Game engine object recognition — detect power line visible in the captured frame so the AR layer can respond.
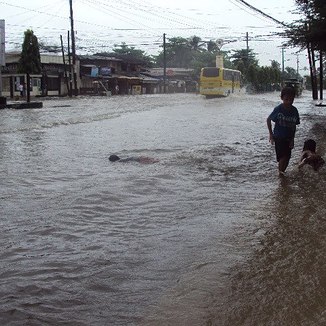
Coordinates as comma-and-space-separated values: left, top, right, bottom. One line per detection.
231, 0, 288, 27
2, 0, 299, 64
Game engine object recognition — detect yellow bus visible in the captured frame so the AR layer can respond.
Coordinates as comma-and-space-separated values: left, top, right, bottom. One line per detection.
199, 67, 241, 98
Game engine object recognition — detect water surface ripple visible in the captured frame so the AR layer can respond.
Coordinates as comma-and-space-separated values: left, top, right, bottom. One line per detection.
0, 92, 325, 325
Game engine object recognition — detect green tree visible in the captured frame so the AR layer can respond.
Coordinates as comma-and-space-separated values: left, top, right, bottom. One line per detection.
207, 40, 219, 53
246, 65, 258, 92
154, 37, 193, 68
189, 51, 235, 77
231, 49, 258, 68
113, 42, 153, 67
152, 35, 287, 93
231, 48, 259, 83
18, 29, 42, 74
18, 29, 42, 102
189, 51, 217, 77
270, 60, 281, 70
96, 42, 153, 67
154, 36, 234, 70
112, 42, 148, 59
245, 64, 282, 93
285, 0, 326, 51
283, 66, 301, 80
188, 36, 205, 52
283, 0, 326, 98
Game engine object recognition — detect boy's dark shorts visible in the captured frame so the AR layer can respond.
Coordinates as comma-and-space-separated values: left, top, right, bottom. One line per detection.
274, 138, 292, 162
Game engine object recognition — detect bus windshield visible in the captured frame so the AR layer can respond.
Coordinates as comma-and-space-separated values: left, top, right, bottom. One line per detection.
202, 68, 219, 78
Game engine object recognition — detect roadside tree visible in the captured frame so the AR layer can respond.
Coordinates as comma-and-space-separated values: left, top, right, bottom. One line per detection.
18, 29, 42, 102
154, 35, 234, 75
95, 42, 153, 68
112, 42, 153, 67
231, 48, 259, 82
283, 0, 326, 98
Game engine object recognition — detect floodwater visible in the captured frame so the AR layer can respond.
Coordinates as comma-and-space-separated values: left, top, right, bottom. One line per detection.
0, 92, 325, 326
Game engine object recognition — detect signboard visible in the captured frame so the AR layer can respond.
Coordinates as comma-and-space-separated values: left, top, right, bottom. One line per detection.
91, 66, 98, 77
0, 20, 5, 66
216, 55, 224, 68
99, 67, 111, 76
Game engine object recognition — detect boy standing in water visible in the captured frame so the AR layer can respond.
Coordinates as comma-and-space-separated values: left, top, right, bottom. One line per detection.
267, 87, 300, 176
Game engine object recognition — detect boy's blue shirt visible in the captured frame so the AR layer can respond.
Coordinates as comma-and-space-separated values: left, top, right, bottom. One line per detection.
269, 103, 300, 139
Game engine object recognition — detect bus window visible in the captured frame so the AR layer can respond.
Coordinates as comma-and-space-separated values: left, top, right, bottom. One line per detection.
202, 68, 219, 77
223, 70, 233, 81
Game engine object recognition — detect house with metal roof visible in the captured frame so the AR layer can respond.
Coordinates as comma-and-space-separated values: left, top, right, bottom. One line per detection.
1, 52, 79, 98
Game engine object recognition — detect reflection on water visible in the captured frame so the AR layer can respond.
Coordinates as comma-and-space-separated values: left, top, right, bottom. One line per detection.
0, 93, 325, 325
210, 119, 326, 326
218, 169, 326, 326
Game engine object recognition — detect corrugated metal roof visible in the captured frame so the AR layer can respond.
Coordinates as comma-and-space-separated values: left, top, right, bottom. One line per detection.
78, 55, 122, 62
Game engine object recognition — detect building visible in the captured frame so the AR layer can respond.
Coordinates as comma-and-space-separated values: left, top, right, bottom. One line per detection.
145, 67, 197, 93
1, 52, 197, 98
79, 54, 160, 95
1, 52, 80, 98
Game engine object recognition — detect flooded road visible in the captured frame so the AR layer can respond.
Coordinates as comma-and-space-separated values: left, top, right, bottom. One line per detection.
0, 92, 325, 325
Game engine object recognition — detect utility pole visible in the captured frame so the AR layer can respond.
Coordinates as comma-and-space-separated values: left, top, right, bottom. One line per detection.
0, 20, 5, 99
320, 50, 323, 100
163, 33, 166, 94
69, 0, 78, 95
296, 54, 299, 76
281, 48, 285, 87
60, 35, 70, 96
67, 31, 73, 97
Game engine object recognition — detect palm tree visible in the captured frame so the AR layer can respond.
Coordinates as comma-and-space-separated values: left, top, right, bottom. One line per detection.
207, 40, 219, 53
188, 36, 206, 52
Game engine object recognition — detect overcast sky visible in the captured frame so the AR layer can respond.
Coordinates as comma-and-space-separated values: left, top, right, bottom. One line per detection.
1, 0, 307, 72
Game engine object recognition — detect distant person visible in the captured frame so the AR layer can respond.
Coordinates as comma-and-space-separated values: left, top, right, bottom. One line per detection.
298, 139, 325, 171
109, 154, 159, 164
19, 84, 24, 97
267, 86, 300, 176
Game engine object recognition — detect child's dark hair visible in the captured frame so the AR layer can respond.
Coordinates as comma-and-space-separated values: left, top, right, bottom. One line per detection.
109, 154, 120, 162
303, 139, 316, 152
281, 86, 296, 98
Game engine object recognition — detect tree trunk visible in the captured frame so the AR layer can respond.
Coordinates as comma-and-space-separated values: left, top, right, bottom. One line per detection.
307, 45, 318, 99
310, 46, 318, 100
320, 50, 323, 100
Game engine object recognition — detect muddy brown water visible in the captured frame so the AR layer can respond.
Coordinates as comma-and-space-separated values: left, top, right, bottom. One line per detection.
0, 92, 325, 325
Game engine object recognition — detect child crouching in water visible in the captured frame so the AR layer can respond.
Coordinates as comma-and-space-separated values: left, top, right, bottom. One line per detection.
298, 139, 325, 171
